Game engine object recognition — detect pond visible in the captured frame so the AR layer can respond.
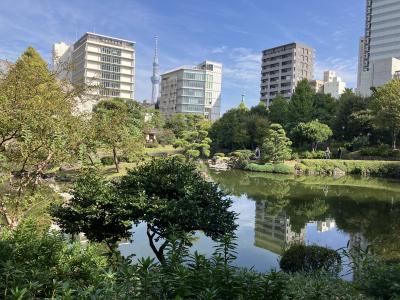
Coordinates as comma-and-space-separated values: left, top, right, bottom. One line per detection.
120, 170, 400, 277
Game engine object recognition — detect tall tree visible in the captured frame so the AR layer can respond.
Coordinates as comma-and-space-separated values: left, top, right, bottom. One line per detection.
0, 47, 86, 228
262, 124, 292, 163
371, 79, 400, 149
288, 79, 315, 126
332, 89, 372, 141
312, 93, 336, 126
268, 95, 289, 126
92, 98, 144, 172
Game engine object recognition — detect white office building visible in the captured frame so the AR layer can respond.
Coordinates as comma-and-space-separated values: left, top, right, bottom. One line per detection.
322, 70, 346, 99
158, 61, 222, 121
358, 0, 400, 96
53, 32, 135, 111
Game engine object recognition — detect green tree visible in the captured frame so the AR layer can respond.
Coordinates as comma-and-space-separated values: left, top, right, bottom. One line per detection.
312, 93, 336, 125
118, 158, 237, 263
93, 98, 144, 172
370, 79, 400, 149
262, 124, 292, 163
291, 120, 333, 151
269, 95, 289, 126
209, 106, 251, 152
332, 89, 372, 141
0, 47, 86, 228
51, 171, 139, 251
174, 129, 212, 160
288, 79, 315, 126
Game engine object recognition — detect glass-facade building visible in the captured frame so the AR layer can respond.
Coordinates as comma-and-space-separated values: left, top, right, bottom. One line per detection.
159, 61, 222, 121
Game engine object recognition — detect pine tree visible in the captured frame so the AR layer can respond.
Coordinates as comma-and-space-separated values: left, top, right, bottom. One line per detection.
262, 124, 292, 163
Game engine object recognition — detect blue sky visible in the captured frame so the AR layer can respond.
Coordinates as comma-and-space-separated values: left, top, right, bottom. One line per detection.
0, 0, 365, 111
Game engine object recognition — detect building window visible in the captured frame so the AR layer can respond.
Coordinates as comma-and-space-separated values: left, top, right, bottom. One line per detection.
101, 47, 121, 56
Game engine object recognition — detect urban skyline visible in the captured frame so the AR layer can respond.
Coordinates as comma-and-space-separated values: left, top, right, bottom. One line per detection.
0, 0, 365, 112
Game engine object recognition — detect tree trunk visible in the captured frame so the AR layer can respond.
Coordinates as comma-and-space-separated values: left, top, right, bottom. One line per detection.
112, 147, 119, 173
393, 129, 397, 149
87, 153, 95, 166
146, 225, 168, 265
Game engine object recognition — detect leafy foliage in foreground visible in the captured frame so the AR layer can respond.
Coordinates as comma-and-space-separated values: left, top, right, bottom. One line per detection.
0, 223, 372, 300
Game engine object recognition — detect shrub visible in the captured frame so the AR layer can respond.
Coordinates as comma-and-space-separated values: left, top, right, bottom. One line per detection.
298, 150, 326, 159
245, 163, 274, 173
273, 163, 293, 174
245, 163, 293, 174
100, 156, 114, 165
280, 244, 342, 274
296, 159, 400, 178
229, 149, 253, 160
355, 257, 400, 299
360, 144, 400, 158
213, 152, 225, 158
172, 154, 186, 163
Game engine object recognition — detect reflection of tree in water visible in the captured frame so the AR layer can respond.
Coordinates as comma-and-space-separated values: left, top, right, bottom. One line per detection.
285, 198, 329, 233
328, 197, 400, 260
209, 169, 400, 260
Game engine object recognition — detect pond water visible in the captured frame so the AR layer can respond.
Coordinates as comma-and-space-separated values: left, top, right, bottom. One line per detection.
120, 170, 400, 276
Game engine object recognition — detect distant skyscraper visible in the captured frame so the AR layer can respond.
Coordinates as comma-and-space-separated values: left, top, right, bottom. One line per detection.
260, 42, 314, 106
151, 36, 160, 105
53, 32, 135, 111
363, 0, 400, 71
158, 61, 222, 121
357, 37, 366, 91
358, 0, 400, 96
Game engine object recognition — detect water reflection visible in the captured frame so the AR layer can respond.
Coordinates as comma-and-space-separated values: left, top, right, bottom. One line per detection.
210, 170, 400, 261
121, 170, 400, 272
255, 202, 305, 255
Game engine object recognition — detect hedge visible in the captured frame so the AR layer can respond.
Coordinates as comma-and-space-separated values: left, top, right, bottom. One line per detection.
296, 159, 400, 178
245, 163, 294, 174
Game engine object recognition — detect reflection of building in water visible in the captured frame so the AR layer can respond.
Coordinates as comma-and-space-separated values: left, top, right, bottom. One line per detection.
317, 218, 336, 232
254, 201, 305, 255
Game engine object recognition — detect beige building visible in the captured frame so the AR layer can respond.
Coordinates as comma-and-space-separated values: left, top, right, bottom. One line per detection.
158, 61, 222, 121
310, 79, 324, 93
53, 32, 135, 111
311, 71, 346, 99
260, 42, 314, 106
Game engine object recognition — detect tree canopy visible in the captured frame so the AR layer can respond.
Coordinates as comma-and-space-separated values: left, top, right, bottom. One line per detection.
262, 124, 292, 163
92, 98, 144, 172
52, 158, 237, 263
291, 120, 333, 151
370, 79, 400, 149
288, 79, 315, 126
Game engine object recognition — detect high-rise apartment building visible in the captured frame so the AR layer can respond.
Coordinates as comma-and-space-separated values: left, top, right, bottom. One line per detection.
53, 32, 135, 111
158, 61, 222, 121
358, 0, 400, 95
260, 43, 314, 106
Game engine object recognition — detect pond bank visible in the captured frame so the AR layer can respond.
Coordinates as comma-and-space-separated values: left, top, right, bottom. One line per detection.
209, 157, 400, 179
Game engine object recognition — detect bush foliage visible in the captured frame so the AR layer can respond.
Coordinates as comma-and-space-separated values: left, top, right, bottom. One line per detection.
280, 244, 342, 274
